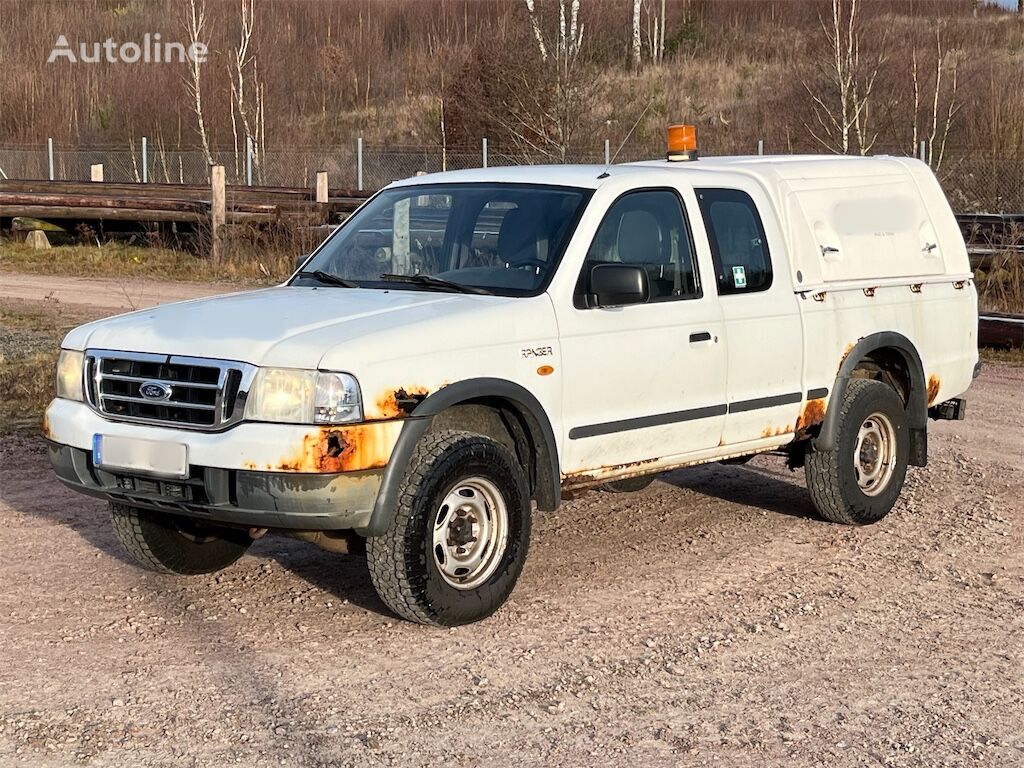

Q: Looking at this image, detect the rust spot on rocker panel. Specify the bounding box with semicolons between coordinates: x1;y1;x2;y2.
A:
562;457;660;487
258;421;403;474
796;398;827;432
760;424;793;439
562;448;782;491
375;386;430;419
927;374;940;405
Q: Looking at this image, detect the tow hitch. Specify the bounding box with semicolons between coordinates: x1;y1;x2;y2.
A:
929;398;967;421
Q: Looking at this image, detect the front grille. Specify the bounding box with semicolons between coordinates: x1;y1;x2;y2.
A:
86;350;256;431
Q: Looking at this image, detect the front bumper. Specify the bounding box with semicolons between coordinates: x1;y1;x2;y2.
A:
48;441;382;530
44;398;407;531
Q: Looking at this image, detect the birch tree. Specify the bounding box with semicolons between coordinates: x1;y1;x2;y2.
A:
183;0;213;167
910;25;961;170
230;0;266;181
524;0;548;60
632;0;642;68
802;0;888;155
641;0;667;64
505;0;587;161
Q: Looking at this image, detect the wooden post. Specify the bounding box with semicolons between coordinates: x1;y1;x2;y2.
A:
315;171;329;203
90;164;103;182
210;165;226;262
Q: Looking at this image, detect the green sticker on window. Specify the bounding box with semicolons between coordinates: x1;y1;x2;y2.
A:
732;265;747;289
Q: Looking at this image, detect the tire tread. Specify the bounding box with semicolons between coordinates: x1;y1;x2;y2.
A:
367;429;528;626
806;378;907;525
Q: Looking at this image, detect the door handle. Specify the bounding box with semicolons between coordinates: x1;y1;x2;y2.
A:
689;331;712;343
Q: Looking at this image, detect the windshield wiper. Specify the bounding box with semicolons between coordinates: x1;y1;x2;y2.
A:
296;270;360;288
378;273;492;295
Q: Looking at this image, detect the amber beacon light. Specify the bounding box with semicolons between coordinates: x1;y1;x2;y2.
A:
666;124;698;162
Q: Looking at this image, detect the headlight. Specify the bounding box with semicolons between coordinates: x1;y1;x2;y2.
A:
55;349;85;401
245;368;362;425
313;372;363;424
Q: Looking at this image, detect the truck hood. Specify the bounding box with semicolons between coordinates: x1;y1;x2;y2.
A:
63;286;523;369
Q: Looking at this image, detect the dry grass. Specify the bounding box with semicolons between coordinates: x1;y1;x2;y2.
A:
0;351;56;434
0;237;295;284
0;302;109;435
980;347;1024;365
975;248;1024;315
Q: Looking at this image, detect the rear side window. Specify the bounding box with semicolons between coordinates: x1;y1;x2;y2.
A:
697;188;772;295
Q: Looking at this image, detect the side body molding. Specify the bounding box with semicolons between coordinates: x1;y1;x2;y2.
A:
813;331;929;467
361;378;561;537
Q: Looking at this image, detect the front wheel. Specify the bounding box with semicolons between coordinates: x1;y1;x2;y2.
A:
367;430;531;626
110;503;251;575
805;378;910;525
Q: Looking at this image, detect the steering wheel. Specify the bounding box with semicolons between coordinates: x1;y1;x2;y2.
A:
507;258;547;271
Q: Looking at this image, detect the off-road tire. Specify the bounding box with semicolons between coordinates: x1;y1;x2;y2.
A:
805;378;910;525
110;503;251;575
367;430;531;626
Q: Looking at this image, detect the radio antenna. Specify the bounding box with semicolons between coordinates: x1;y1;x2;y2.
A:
599;100;655;179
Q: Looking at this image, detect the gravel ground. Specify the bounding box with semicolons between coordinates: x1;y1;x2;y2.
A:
0;326;53;360
0;364;1021;767
0;271;242;314
0;276;1021;767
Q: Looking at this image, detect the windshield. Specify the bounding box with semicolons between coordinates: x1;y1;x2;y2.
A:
293;183;591;296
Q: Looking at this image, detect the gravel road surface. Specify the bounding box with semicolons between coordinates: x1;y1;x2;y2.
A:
0;272;243;313
0;277;1021;767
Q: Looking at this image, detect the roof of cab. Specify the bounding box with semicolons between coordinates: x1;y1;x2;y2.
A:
386;164;641;190
385;154;917;191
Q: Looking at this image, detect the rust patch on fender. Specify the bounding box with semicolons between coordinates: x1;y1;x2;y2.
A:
839;343;856;372
927;374;940;405
41;413;51;440
796;398;827;431
374;386;430;419
261;421;403;473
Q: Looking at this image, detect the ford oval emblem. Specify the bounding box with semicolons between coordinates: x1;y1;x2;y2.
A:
139;381;172;401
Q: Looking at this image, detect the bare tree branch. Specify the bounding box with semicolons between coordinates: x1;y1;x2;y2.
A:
183;0;213;168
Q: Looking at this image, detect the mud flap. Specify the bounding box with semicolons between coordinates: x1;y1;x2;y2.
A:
909;427;927;467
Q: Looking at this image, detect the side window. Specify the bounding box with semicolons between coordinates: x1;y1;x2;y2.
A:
576;189;701;307
696;188;773;295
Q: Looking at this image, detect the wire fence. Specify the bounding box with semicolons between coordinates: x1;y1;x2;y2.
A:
1;139;1022;213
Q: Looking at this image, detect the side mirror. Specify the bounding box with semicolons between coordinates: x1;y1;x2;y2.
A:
294;254;310;272
589;263;649;307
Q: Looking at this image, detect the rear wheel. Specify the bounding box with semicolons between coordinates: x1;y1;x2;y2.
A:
110;503;251;575
367;430;531;626
805;379;910;525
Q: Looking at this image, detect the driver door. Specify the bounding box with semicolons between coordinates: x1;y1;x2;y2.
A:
556;187;728;477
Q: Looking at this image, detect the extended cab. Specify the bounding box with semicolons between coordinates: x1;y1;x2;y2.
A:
45;147;978;625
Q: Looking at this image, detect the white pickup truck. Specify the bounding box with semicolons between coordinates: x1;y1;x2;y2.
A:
45;141;979;625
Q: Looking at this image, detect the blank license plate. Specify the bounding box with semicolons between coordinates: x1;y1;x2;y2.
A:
93;434;189;479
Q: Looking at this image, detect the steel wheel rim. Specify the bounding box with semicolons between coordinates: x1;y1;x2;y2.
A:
431;476;509;590
854;411;897;496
